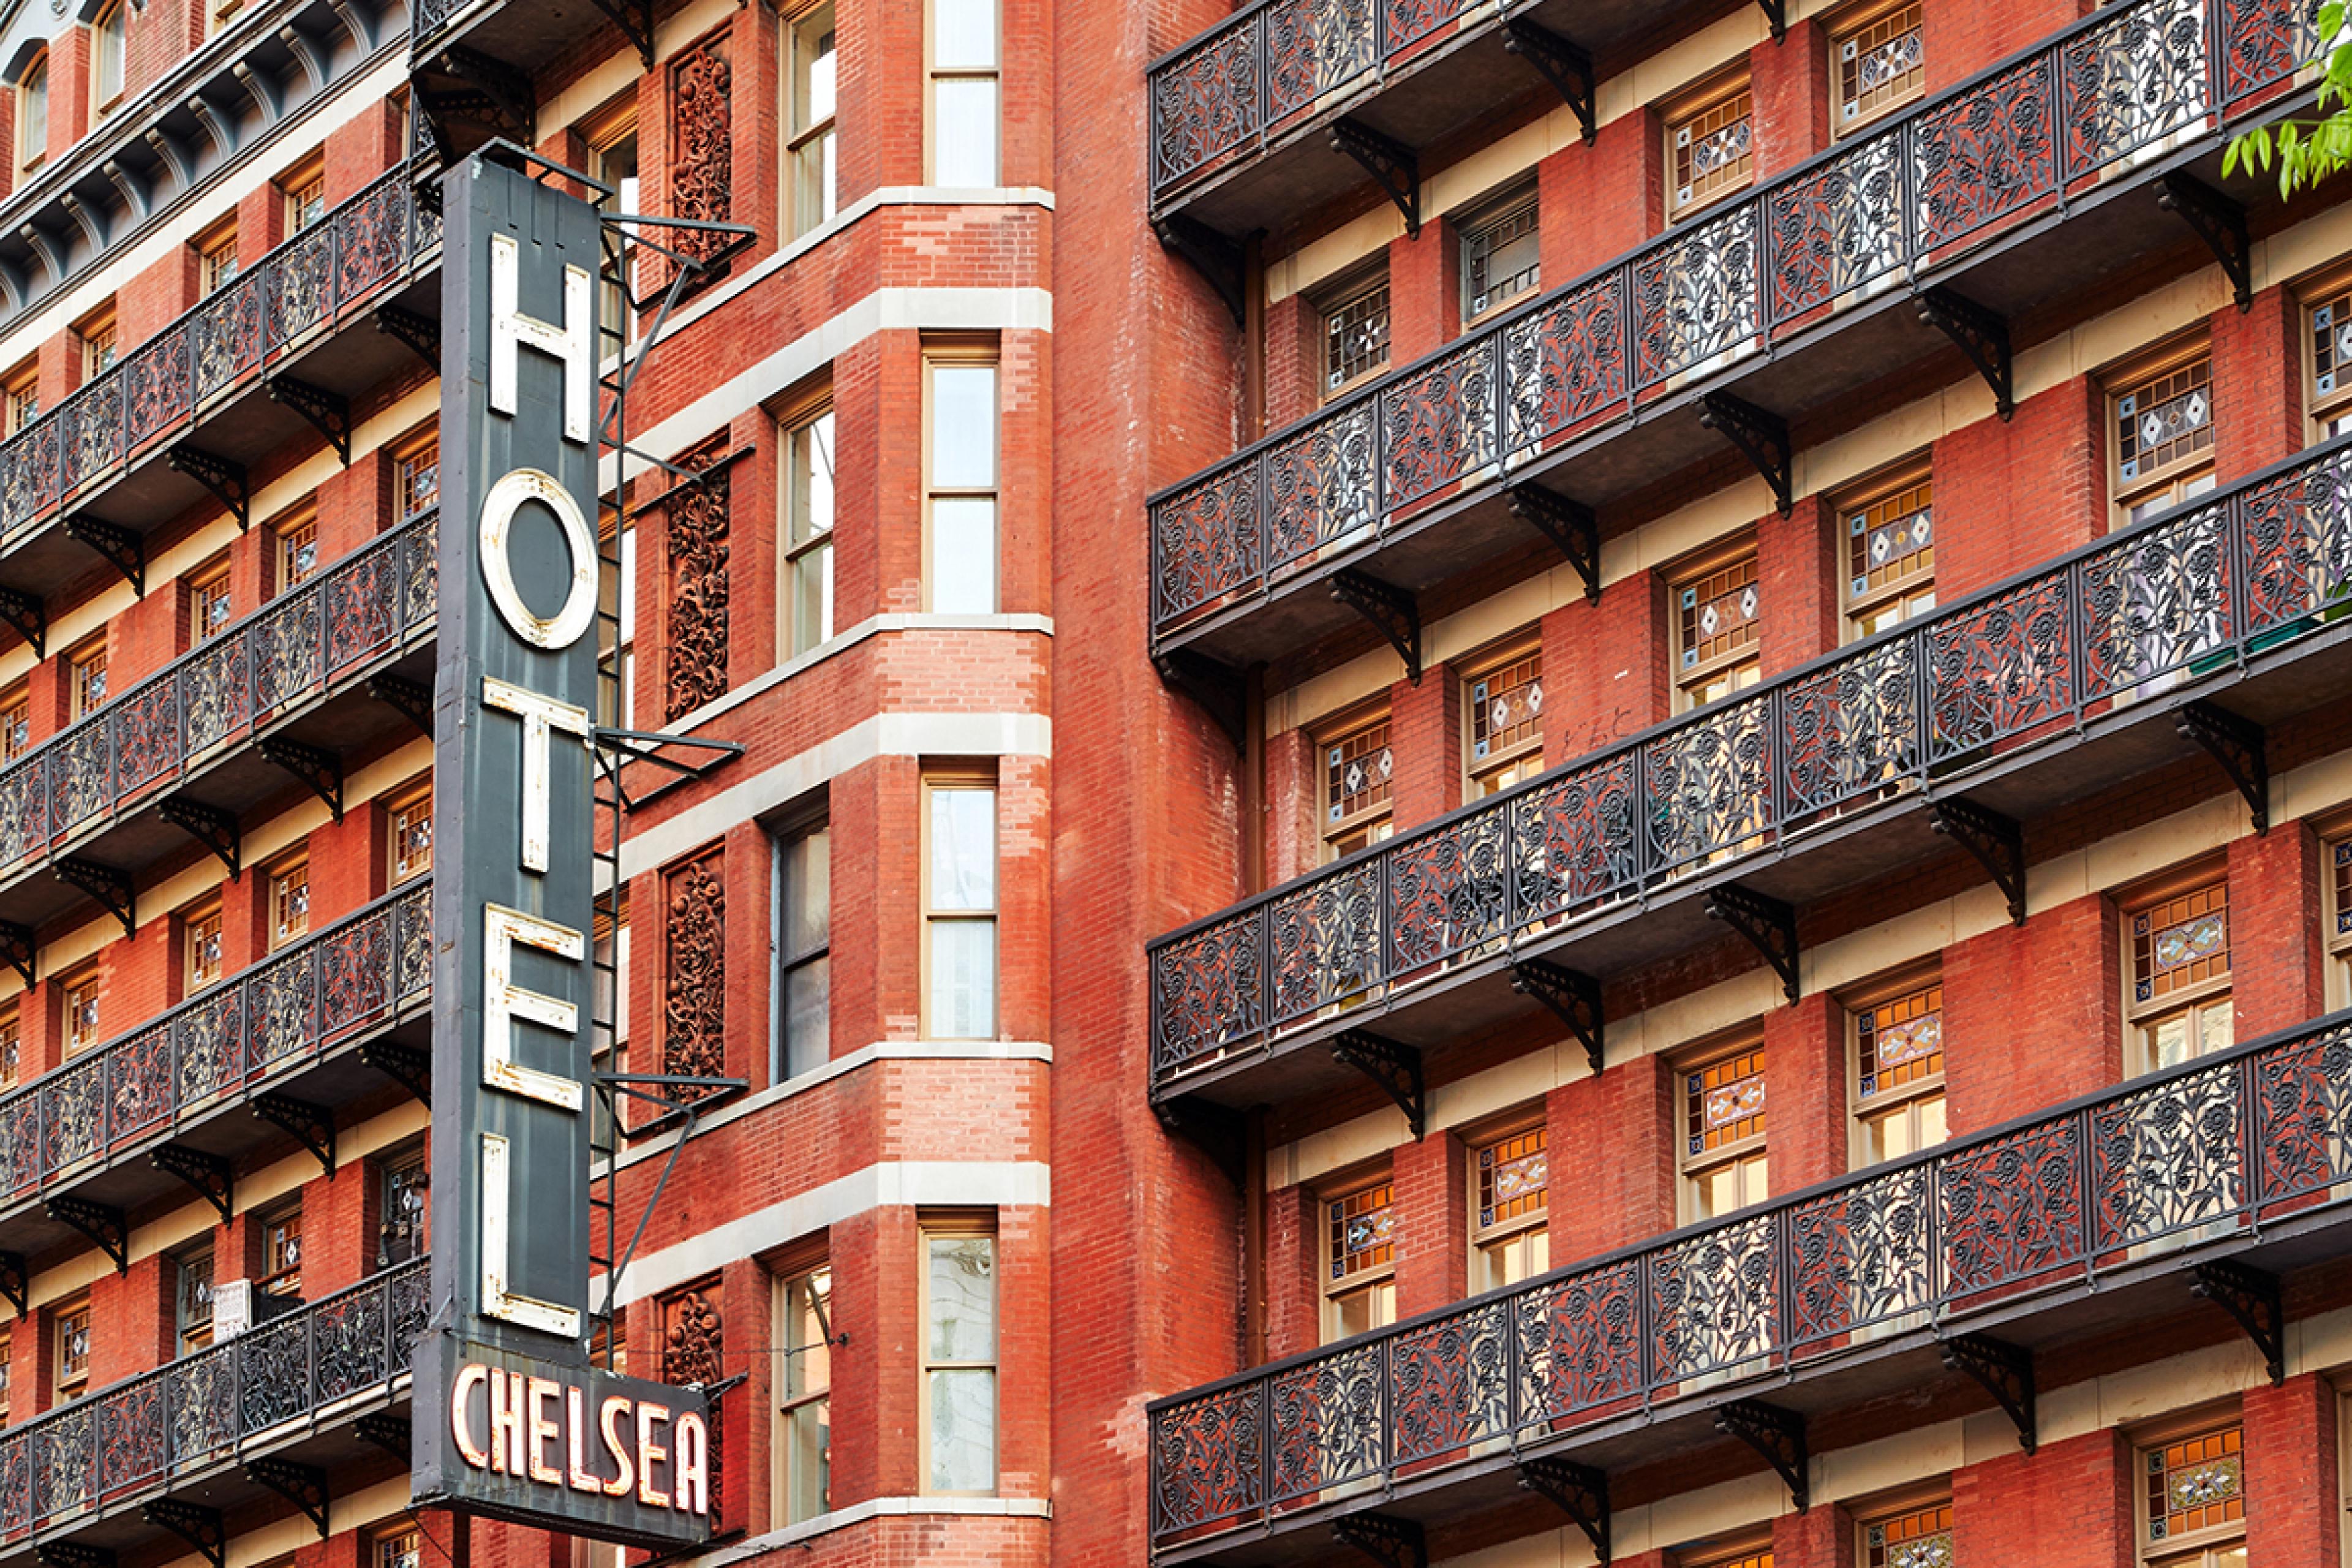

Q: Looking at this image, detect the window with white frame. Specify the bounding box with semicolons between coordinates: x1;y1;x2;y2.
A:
62;967;99;1058
258;1198;303;1297
2110;339;2217;527
924;774;997;1039
1316;267;1390;401
774;816;831;1080
599;517;636;726
90;0;124;119
276;512;318;592
775;1260;832;1523
1850;973;1946;1166
782;399;835;655
1319;709;1395;860
17;54;45;173
184;899;224;991
2138;1418;2245;1568
2310;269;2352;440
1322;1175;1395;1341
0;682;24;762
1679;1037;1767;1221
1466;641;1544;797
175;1246;214;1352
52;1296;89;1398
929;0;998;186
2329;831;2352;1008
786;3;838;236
1460;186;1540;322
1839;464;1936;639
2124;871;2233;1074
1470;1125;1548;1292
1831;1;1924;133
926;344;998;614
921;1216;997;1493
1665;72;1754;222
391;780;433;883
269;856;311;950
1670;540;1760;711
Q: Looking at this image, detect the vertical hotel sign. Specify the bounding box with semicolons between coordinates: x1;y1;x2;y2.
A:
412;155;712;1550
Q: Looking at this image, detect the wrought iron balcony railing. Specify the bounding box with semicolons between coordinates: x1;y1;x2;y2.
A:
1148;0;2315;648
0;160;438;551
0;1257;427;1543
1149;427;2352;1090
0;878;430;1207
1148;1008;2352;1550
0;507;437;877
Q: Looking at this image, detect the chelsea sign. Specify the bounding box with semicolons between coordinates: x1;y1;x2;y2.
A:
410;153;713;1550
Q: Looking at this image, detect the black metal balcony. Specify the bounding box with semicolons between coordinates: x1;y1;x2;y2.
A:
1150;0;2316;666
409;0;615;120
1149;431;2352;1104
0;878;430;1261
0;507;437;938
0;160;440;613
0;1258;426;1555
1148;0;1738;233
1148;1009;2352;1560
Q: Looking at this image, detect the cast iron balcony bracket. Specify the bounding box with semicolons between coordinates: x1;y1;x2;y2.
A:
1510;958;1604;1074
1505;483;1600;603
0;923;29;989
159;796;241;879
2176;700;2267;834
1940;1333;2036;1453
1333;1512;1427;1568
1916;286;2014;421
36;1545;111;1568
140;1500;224;1568
243;1458;328;1538
1155;1095;1248;1191
358;1038;432;1107
373;304;441;368
1697;392;1792;518
414;47;535;159
1515;1456;1609;1563
1154;214;1248;331
1930;798;2027;927
0;587;44;657
367;673;434;737
2191;1259;2285;1386
265;377;352;467
165;447;249;531
55;858;134;938
1706;883;1799;1002
62;514;144;595
1757;0;1788;40
258;737;344;823
578;0;654;68
1156;648;1249;755
1330;118;1420;238
151;1145;234;1222
2156;173;2252;312
0;1252;24;1317
1330;1030;1425;1140
47;1196;128;1273
1716;1400;1807;1512
1330;567;1422;684
1501;18;1595;144
356;1412;410;1459
252;1094;335;1175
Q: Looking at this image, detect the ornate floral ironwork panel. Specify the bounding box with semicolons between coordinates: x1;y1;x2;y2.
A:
1632;205;1760;390
669;34;734;273
663;853;728;1085
2091;1064;2244;1250
0;762;39;867
254;594;323;716
270;227;335;345
194;278;265;402
1265;1338;1382;1506
1155;462;1262;624
31;1404;92;1520
1502;273;1629;454
1385;799;1510;974
63;379;125;495
336;181;410;303
164;1344;236;1467
395;884;434;998
322;913;393;1041
1389;1297;1509;1465
96;1371;165;1490
2079;501;2232;700
124;334;193;451
1153;17;1262;192
51;720;111;836
1648;1212;1779;1384
1384;0;1472;55
2240;446;2352;632
666;450;732;721
1381;334;1497;514
1265;0;1374;124
43;1058;104;1175
1153;908;1264;1079
323;541;396;676
402;518;440;628
1768;127;1906;324
1516;1257;1642;1423
106;1025;172;1144
1786;1163;1934;1347
1509;752;1640;925
1150;1382;1261;1537
238;1314;311;1434
1939;1117;2084;1294
176;989;243;1107
0;1098;36;1196
1781;636;1918;823
1643;690;1773;873
183;636;254;755
1924;571;2071;764
2254;1022;2352;1202
252;947;320;1068
113;680;179;799
2217;0;2321;107
1266;860;1382;1028
313;1275;391;1400
2059;0;2207;178
0;1434;28;1534
1264;403;1375;578
1910;55;2055;252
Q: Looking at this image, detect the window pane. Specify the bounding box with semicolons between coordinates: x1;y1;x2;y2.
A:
929;789;995;908
933;79;1000;186
794;538;834;652
796;7;838;129
929;922;996;1038
927;1368;995;1490
783;958;829;1079
930;366;997;487
783;827;830;957
930;498;997;613
933;0;997;68
619;526;639;643
793;412;837;543
926;1234;995;1358
786;1400;831;1519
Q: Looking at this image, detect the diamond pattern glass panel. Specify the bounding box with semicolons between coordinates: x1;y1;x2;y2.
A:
1865;1502;1953;1568
2312;285;2352;401
1463;197;1540;318
2117;354;2214;485
2133;881;2229;1003
1849;476;1935;604
1324;280;1390;394
1324;718;1394;829
2334;837;2352;937
2146;1423;2242;1540
1470;650;1543;765
1672;87;1754;217
1838;4;1924;127
1678;553;1760;673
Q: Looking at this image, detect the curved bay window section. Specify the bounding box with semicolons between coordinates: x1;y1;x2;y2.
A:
1149;0;2321;655
0;1258;428;1548
1147;1006;2352;1552
1148;434;2352;1096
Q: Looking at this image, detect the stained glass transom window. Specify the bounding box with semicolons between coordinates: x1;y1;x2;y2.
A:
1325;719;1394;829
2133;881;2229;1003
2146;1424;2242;1540
1678;554;1760;672
1836;4;1924;128
2312;285;2352;400
1327;1181;1394;1280
1462;195;1539;318
1856;980;1942;1100
1848;476;1934;603
1687;1045;1766;1156
1670;86;1753;217
1476;1128;1547;1232
1470;650;1544;766
1324;279;1390;394
1864;1502;1953;1568
2116;354;2214;486
0;1010;17;1090
2334;837;2351;935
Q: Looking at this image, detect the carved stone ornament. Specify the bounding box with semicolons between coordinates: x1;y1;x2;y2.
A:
662;851;727;1088
662;1287;725;1386
668;34;733;277
664;447;731;722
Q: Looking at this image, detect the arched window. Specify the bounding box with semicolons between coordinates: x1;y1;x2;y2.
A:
90;1;124;119
18;54;46;173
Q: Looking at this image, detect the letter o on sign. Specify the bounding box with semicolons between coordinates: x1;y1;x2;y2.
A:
480;467;598;650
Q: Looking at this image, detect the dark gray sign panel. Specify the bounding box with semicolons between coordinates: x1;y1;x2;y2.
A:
412;153;710;1550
